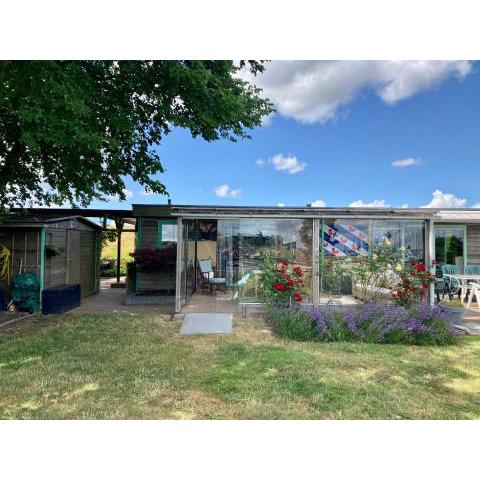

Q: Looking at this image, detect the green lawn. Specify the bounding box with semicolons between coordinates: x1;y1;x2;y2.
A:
1;313;479;419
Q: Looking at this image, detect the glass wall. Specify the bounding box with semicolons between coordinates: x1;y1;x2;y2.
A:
181;219;196;306
371;220;424;261
320;219;425;304
435;226;465;271
217;218;313;303
320;219;369;304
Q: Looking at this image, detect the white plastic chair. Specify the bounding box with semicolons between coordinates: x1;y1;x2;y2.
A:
467;282;480;311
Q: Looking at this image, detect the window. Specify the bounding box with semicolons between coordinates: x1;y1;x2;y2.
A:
435;226;465;268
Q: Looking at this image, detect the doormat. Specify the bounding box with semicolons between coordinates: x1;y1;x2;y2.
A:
180;313;233;335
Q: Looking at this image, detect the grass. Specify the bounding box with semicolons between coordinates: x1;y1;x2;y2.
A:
1;313;480;419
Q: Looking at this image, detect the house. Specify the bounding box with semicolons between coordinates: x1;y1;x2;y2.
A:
132;204;480;313
3;205;480;315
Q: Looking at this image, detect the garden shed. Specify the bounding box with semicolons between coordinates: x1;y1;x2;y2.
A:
0;215;101;311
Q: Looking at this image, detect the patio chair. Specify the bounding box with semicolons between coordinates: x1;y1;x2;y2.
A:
465;265;480;275
467;282;480;311
197;258;226;295
434;266;447;302
441;264;461;300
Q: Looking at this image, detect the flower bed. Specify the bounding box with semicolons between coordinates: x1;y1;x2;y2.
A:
268;301;456;346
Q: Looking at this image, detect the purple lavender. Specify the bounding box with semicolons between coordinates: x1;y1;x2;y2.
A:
308;300;455;345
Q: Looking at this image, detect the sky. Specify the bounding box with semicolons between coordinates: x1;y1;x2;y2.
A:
98;60;480;210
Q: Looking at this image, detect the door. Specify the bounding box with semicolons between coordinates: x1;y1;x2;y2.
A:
66;229;81;285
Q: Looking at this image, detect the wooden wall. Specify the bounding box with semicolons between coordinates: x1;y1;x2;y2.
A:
467;225;480;265
44;219;98;297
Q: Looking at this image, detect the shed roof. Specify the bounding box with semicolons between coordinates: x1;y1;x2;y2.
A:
0;215;102;230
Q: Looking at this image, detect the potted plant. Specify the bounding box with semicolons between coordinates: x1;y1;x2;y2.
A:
440;299;464;326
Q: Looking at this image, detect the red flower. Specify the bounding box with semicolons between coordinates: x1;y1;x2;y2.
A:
420;291;427;297
293;293;303;302
281;261;289;267
416;263;426;272
274;284;285;291
287;279;295;286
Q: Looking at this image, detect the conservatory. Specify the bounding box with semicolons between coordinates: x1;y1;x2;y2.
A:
130;204;480;313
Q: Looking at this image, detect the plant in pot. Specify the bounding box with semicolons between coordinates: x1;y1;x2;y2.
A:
439;299;464;326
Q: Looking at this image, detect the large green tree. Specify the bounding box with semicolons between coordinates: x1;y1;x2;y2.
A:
0;61;273;210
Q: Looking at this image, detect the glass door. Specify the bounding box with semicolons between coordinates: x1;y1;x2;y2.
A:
181;219;196;306
435;225;466;272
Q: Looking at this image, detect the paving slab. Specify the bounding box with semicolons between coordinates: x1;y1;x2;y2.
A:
180;313;233;335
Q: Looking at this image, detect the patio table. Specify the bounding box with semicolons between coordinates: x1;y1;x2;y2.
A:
443;274;480;301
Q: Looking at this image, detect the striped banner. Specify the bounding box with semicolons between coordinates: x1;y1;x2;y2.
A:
324;222;369;257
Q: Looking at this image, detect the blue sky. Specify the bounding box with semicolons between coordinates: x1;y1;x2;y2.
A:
98;61;480;209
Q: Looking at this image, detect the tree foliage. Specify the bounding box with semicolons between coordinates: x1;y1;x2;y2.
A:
0;60;273;210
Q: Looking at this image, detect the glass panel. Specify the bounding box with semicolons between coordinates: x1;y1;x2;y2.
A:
320;219;426;304
320;219;369;304
217;218;313;303
371;220;424;261
181;220;196;305
435;226;464;271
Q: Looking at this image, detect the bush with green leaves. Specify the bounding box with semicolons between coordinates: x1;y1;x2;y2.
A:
267;305;318;341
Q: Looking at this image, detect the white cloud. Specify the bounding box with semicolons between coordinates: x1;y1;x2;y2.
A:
391;157;422;168
422;189;467;208
141;189;155;196
349;199;391;208
277;202;286;207
272;154;306;174
214;184;242;199
473;202;480;208
239;61;472;124
256;153;306;175
106;188;133;201
311;199;326;207
398;203;409;208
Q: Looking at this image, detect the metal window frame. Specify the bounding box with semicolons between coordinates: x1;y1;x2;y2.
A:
434;223;467;270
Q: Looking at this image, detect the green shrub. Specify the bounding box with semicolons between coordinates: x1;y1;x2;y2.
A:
267;305;318;341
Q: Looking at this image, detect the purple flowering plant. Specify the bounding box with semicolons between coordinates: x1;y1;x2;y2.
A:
270;300;455;345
